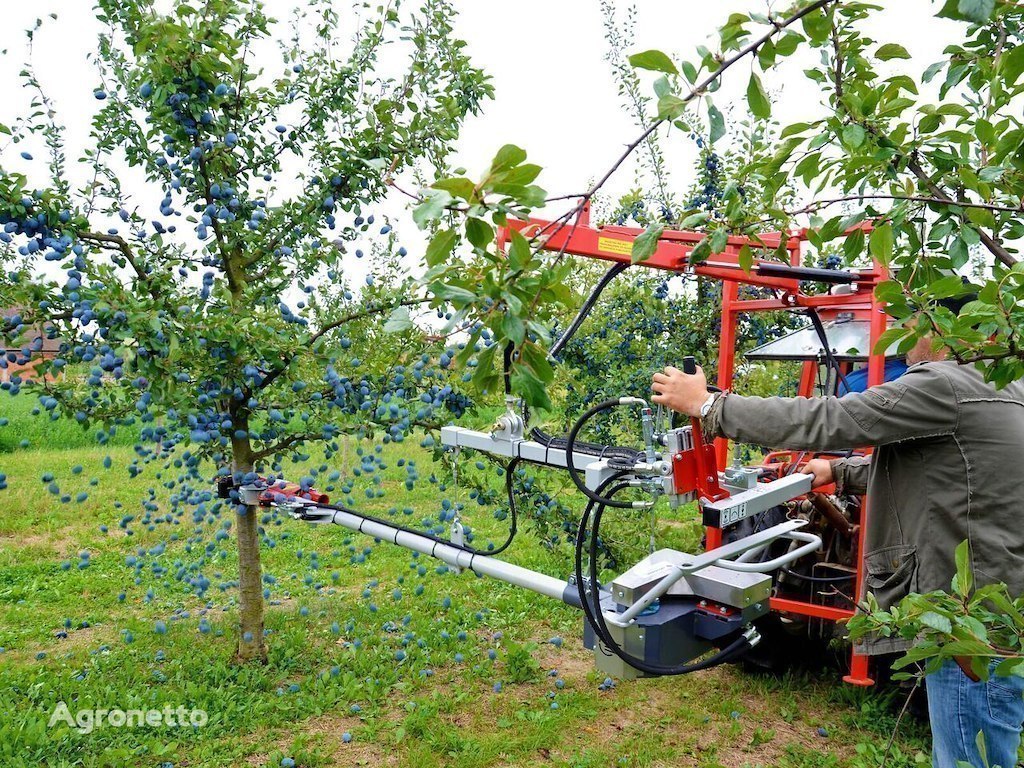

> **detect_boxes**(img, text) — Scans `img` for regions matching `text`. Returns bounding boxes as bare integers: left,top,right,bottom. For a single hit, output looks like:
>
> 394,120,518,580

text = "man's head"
905,289,978,365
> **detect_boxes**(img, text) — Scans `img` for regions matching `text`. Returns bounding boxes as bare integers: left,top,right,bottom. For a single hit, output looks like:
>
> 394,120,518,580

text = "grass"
0,398,931,768
0,392,141,453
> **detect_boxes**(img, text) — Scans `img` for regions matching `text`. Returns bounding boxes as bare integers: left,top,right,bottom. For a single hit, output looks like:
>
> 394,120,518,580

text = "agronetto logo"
48,702,208,734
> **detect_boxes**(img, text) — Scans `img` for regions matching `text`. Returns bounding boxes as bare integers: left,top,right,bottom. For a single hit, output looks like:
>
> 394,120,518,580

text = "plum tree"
0,0,490,663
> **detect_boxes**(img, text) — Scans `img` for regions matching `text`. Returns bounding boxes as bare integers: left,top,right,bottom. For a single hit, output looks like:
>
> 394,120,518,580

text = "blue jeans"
926,659,1024,768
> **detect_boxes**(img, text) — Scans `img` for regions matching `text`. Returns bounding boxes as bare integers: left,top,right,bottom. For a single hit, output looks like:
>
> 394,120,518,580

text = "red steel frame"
503,205,887,685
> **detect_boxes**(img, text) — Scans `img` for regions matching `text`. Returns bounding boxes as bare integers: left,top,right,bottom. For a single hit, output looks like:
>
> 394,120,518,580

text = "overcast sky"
0,1,959,282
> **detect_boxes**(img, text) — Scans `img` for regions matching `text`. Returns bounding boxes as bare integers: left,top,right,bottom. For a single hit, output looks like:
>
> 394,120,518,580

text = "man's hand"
651,364,710,417
802,458,834,489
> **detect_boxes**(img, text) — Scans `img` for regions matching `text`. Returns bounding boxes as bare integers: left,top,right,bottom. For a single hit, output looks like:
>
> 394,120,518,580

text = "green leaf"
425,228,458,267
628,49,678,75
495,163,542,187
465,218,493,249
1002,45,1024,85
383,306,413,333
709,227,728,254
957,0,996,24
412,189,453,229
746,72,770,119
923,61,946,83
954,540,973,597
631,223,664,264
708,104,725,143
920,611,953,634
843,229,865,261
775,32,801,57
430,283,478,307
949,237,970,269
868,223,894,263
842,123,866,148
801,8,831,43
873,326,912,355
511,367,551,411
432,177,476,201
875,43,910,61
500,312,525,345
657,93,688,120
519,341,555,383
927,275,970,299
689,237,712,264
507,229,532,271
780,121,816,138
489,144,528,174
737,244,753,274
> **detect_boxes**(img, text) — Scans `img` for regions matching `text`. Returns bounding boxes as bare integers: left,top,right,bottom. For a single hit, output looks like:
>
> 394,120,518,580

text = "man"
651,315,1024,768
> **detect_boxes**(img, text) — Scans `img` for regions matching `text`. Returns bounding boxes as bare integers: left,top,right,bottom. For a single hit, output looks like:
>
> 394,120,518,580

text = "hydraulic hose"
565,398,646,509
550,262,630,358
806,308,852,395
530,263,639,460
574,475,756,676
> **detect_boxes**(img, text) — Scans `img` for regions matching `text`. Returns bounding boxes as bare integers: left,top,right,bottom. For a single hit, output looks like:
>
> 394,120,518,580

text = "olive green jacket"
703,360,1024,655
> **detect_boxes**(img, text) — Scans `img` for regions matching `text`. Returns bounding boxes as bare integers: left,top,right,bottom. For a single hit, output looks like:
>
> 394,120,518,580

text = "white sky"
0,0,960,284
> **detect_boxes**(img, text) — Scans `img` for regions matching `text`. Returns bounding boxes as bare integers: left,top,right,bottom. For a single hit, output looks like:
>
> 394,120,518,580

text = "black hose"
532,432,644,463
565,398,643,509
806,309,852,395
574,476,755,676
550,262,630,358
530,263,637,458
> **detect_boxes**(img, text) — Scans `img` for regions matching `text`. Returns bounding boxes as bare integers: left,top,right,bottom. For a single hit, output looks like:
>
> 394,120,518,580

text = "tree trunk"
231,414,267,663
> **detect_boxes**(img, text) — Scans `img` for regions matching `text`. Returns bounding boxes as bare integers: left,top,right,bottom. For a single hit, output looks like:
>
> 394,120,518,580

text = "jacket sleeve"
830,455,872,496
702,363,958,451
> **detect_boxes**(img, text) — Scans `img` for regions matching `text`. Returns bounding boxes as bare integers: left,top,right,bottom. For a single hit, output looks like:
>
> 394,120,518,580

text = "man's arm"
654,362,959,452
830,455,872,496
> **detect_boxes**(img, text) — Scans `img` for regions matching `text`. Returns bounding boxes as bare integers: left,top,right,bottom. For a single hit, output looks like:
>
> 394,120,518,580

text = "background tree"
0,0,490,663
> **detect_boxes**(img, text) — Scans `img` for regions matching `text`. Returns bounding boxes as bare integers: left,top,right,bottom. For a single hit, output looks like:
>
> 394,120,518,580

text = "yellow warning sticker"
597,236,633,256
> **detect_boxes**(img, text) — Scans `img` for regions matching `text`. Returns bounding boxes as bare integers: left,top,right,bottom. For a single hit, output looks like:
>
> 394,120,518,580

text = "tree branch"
251,431,319,463
256,296,430,392
904,153,1018,267
570,0,836,217
79,231,161,299
786,193,1024,217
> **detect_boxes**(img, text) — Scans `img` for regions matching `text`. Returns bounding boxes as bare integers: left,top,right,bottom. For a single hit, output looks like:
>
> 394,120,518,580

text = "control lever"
680,356,727,502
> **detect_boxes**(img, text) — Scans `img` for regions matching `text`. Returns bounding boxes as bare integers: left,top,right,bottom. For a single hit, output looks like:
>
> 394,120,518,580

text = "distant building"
1,307,62,383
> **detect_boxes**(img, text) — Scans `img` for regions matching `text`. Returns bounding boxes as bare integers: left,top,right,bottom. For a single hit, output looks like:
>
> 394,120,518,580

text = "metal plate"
744,319,900,362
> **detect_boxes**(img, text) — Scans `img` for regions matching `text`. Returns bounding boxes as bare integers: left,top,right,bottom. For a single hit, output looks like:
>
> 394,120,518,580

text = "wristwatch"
698,392,718,419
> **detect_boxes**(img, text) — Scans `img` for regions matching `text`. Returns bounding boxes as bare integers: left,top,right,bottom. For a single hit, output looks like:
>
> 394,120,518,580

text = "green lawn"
0,396,929,768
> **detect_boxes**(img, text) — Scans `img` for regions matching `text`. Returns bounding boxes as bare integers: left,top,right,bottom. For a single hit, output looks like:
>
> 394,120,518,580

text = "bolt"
754,603,762,611
675,453,683,461
707,476,715,483
719,606,727,614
